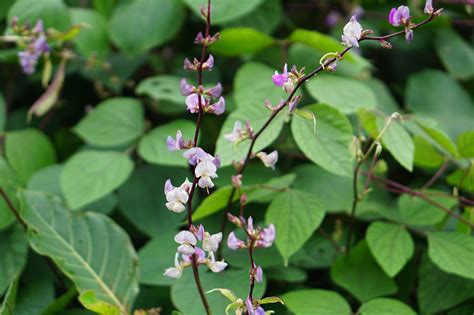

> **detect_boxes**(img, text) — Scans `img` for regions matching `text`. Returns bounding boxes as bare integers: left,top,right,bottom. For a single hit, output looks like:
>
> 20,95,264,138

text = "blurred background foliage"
0,0,473,314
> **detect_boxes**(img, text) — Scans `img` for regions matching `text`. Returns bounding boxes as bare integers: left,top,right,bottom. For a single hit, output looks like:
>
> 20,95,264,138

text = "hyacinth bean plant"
1,0,473,314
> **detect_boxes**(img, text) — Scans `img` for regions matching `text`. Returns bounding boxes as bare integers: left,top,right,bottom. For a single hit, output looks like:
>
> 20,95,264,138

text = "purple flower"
167,130,187,151
255,307,265,315
326,11,342,28
256,224,276,248
288,95,302,112
194,224,205,241
405,29,414,43
224,121,244,144
247,216,255,235
246,298,255,315
206,96,225,115
206,82,222,98
255,266,263,283
180,78,195,96
227,232,246,250
183,58,196,71
18,34,49,75
389,6,410,27
185,93,206,113
183,147,207,165
424,0,433,14
202,55,214,71
272,63,288,87
256,150,279,170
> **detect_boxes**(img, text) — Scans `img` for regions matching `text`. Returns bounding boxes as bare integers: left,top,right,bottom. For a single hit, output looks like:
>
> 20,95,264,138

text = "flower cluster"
227,215,276,251
12,19,50,75
388,5,414,43
271,63,304,94
180,78,225,115
164,227,227,278
224,120,254,146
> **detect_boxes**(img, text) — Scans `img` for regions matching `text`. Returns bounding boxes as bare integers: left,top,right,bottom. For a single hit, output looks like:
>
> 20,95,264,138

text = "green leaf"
183,0,264,24
293,164,352,212
215,63,285,166
0,158,24,230
358,298,416,315
413,135,445,169
5,128,56,182
192,186,237,222
0,225,28,296
418,254,474,314
457,130,474,158
0,276,19,315
211,27,275,56
138,120,195,167
447,164,474,193
366,222,414,277
225,0,283,34
434,28,474,80
414,120,459,158
8,0,71,31
71,8,109,59
291,104,353,177
118,165,188,237
265,266,307,283
171,268,265,315
19,190,139,313
266,189,325,265
331,241,397,302
376,117,414,172
206,288,238,303
0,0,15,20
406,70,473,138
78,291,120,315
365,79,399,115
281,289,351,315
246,173,295,203
289,29,368,66
136,75,185,109
428,231,474,280
305,75,376,114
109,0,185,53
397,192,457,226
60,150,133,209
74,98,144,147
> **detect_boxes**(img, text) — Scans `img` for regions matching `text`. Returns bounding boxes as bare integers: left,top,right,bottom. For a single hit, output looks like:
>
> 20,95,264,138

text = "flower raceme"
271,64,305,93
15,19,50,75
180,78,226,115
226,215,276,250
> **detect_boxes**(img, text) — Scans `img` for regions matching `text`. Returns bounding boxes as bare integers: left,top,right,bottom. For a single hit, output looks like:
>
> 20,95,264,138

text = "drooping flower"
227,231,246,250
341,15,363,47
388,6,410,27
424,0,433,14
175,230,197,255
405,29,414,44
167,130,187,151
202,231,223,252
256,150,278,170
163,253,187,279
195,154,219,189
164,178,192,213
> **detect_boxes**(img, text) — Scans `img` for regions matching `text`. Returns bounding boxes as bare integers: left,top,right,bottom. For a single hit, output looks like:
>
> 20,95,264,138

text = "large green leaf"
292,164,352,212
192,186,237,222
291,104,353,177
418,254,474,314
136,75,185,109
210,27,275,56
406,70,473,138
366,222,414,277
0,276,19,315
358,298,416,315
171,268,265,315
331,241,397,302
305,75,376,114
0,158,24,230
413,121,459,158
225,0,283,34
413,135,445,169
434,28,474,80
109,0,185,53
74,98,144,147
377,117,414,172
5,128,56,182
19,190,139,313
8,0,71,31
138,120,196,167
0,224,28,296
281,289,351,315
71,8,109,58
266,189,325,265
118,165,189,237
60,150,133,209
428,232,474,280
183,0,264,24
397,193,457,226
215,63,286,166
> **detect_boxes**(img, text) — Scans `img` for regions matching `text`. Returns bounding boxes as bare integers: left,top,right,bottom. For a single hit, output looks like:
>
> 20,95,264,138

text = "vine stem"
185,0,212,313
216,12,439,258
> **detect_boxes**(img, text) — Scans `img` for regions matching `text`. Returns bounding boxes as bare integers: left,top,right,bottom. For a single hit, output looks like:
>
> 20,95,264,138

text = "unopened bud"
434,8,444,16
374,141,383,157
231,175,242,189
227,213,241,227
240,193,248,205
361,29,374,38
380,40,392,49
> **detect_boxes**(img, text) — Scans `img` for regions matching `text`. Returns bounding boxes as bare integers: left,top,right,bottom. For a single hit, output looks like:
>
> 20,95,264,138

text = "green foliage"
0,225,28,295
358,298,416,315
8,0,71,31
211,28,275,56
377,117,414,172
282,289,351,315
183,0,264,24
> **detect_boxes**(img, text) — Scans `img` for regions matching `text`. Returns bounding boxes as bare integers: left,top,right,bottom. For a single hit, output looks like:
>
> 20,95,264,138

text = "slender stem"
370,174,474,228
185,1,213,313
0,188,27,230
421,158,449,190
219,12,439,256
